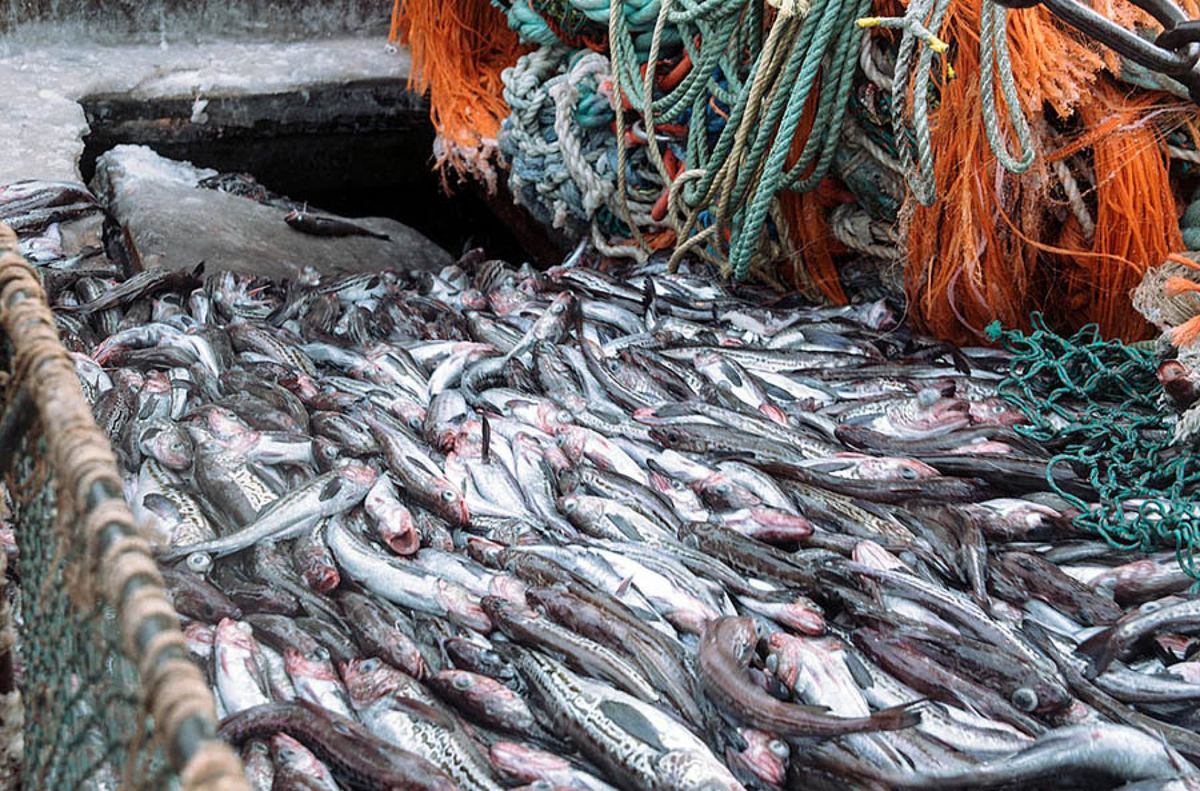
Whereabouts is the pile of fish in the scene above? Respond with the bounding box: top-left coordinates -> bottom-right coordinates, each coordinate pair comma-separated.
7,180 -> 1200,791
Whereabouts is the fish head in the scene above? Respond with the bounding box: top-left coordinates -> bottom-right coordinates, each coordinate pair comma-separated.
460,288 -> 488,311
142,370 -> 171,395
840,454 -> 939,480
283,646 -> 338,680
489,574 -> 529,604
541,443 -> 573,477
182,622 -> 216,658
430,669 -> 509,710
430,479 -> 470,526
712,617 -> 760,664
726,728 -> 789,787
390,399 -> 428,433
341,656 -> 405,709
279,371 -> 321,401
765,632 -> 805,691
312,436 -> 342,473
656,752 -> 747,791
465,537 -> 506,566
697,474 -> 760,510
270,733 -> 325,776
851,540 -> 909,572
738,508 -> 814,543
339,461 -> 379,488
967,398 -> 1027,427
214,617 -> 256,649
489,741 -> 568,781
648,427 -> 707,454
556,494 -> 594,524
295,550 -> 341,593
140,423 -> 195,471
439,581 -> 492,632
201,406 -> 250,441
556,427 -> 588,463
768,597 -> 825,635
1015,675 -> 1072,715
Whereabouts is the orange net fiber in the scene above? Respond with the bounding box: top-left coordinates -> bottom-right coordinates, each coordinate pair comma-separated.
900,0 -> 1188,344
389,0 -> 529,181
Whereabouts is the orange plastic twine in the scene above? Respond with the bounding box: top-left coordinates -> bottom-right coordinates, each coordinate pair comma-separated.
1051,81 -> 1185,341
390,0 -> 529,183
900,0 -> 1188,344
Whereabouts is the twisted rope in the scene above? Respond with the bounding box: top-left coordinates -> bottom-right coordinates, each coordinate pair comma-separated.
0,223 -> 248,791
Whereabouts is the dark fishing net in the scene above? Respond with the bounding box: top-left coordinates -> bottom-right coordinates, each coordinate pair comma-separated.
5,430 -> 174,789
987,313 -> 1200,577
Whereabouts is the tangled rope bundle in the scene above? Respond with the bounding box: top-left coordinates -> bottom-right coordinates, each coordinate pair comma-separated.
394,0 -> 1200,345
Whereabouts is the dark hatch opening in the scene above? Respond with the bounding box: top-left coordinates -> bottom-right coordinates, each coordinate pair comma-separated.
76,79 -> 560,266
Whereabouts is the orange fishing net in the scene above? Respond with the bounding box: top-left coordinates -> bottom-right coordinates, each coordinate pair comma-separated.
390,0 -> 529,183
899,0 -> 1189,344
1051,82 -> 1187,340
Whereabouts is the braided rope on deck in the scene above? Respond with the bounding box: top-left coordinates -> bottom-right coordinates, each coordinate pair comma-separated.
0,222 -> 249,791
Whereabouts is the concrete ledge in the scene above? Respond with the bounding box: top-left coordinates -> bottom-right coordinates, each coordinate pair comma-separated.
0,37 -> 412,184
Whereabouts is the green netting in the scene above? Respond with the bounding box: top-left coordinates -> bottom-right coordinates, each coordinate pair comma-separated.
987,313 -> 1200,577
6,427 -> 176,791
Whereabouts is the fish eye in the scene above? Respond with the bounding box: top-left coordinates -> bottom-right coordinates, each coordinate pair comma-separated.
440,490 -> 457,503
767,740 -> 789,759
186,553 -> 212,574
361,658 -> 380,671
900,467 -> 918,480
561,499 -> 577,514
452,674 -> 473,691
202,602 -> 217,619
1012,687 -> 1038,712
715,483 -> 730,495
551,303 -> 565,315
683,534 -> 700,549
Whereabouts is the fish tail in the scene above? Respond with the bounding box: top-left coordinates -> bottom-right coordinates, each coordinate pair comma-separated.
869,700 -> 924,731
1074,627 -> 1117,678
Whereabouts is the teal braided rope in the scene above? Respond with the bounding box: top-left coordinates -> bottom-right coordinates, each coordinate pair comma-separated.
987,315 -> 1200,578
784,0 -> 870,192
680,0 -> 819,208
719,2 -> 829,215
728,0 -> 846,279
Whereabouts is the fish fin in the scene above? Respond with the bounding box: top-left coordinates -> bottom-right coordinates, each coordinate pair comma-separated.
869,700 -> 924,731
615,575 -> 634,597
598,699 -> 669,752
320,478 -> 344,501
142,492 -> 181,520
842,650 -> 875,690
392,696 -> 457,729
607,514 -> 641,540
1074,627 -> 1118,679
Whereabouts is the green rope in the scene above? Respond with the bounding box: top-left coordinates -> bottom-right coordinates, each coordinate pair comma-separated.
988,314 -> 1200,578
727,0 -> 861,279
980,0 -> 1035,174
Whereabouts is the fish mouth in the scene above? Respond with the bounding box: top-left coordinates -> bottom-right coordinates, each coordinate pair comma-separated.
385,528 -> 420,556
775,604 -> 825,635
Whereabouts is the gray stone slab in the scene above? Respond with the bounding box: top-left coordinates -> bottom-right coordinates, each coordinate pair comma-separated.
0,37 -> 411,184
93,145 -> 451,278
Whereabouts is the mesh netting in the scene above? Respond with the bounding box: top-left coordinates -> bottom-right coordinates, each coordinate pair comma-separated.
0,223 -> 248,791
987,313 -> 1200,577
6,429 -> 172,790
